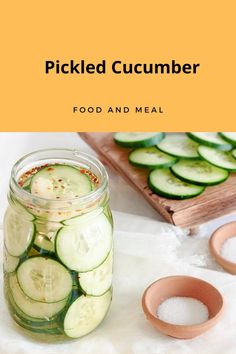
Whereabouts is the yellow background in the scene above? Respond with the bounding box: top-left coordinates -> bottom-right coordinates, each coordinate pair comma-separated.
1,1 -> 235,131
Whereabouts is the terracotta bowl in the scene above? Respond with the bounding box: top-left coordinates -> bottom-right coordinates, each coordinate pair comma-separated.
209,221 -> 236,274
142,275 -> 224,339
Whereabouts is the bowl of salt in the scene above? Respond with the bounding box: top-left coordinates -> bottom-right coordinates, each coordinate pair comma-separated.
142,275 -> 223,339
209,221 -> 236,274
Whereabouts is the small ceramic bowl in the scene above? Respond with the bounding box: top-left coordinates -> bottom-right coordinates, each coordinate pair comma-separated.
209,221 -> 236,274
142,275 -> 223,339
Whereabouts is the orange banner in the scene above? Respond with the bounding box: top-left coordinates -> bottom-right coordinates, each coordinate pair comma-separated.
1,1 -> 235,131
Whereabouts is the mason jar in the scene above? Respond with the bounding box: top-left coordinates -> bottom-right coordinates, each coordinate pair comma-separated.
3,149 -> 113,341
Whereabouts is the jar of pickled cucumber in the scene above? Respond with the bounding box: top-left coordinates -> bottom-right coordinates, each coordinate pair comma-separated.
3,149 -> 113,341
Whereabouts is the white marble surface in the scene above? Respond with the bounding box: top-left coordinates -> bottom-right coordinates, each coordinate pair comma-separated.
0,132 -> 236,354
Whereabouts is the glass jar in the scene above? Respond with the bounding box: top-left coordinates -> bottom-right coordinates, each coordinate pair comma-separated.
3,149 -> 113,342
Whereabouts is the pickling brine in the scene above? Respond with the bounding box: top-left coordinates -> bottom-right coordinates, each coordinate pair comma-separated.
3,149 -> 113,341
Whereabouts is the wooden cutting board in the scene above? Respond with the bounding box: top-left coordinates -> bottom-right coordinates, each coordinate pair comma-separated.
80,133 -> 236,227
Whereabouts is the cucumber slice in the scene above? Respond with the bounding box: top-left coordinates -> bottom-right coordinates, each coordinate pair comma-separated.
3,248 -> 20,273
28,208 -> 78,223
10,200 -> 35,221
232,149 -> 236,160
171,159 -> 229,186
33,221 -> 61,253
148,168 -> 205,199
220,132 -> 236,146
70,285 -> 84,303
13,310 -> 58,329
113,132 -> 164,148
33,235 -> 55,254
4,207 -> 35,257
30,164 -> 92,200
13,315 -> 62,335
157,133 -> 200,159
128,147 -> 176,169
7,286 -> 58,328
10,309 -> 64,335
198,146 -> 236,171
8,274 -> 68,319
17,257 -> 73,303
79,251 -> 113,296
13,312 -> 59,331
62,207 -> 103,226
56,214 -> 112,272
187,133 -> 232,151
64,290 -> 112,338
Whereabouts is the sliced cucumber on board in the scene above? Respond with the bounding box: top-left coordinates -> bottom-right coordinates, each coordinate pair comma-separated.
187,132 -> 232,151
157,133 -> 200,159
113,132 -> 164,148
56,214 -> 112,272
79,251 -> 113,296
4,207 -> 35,257
17,257 -> 73,303
232,149 -> 236,160
64,290 -> 112,338
30,164 -> 92,200
198,146 -> 236,171
148,169 -> 205,199
3,248 -> 20,273
171,159 -> 229,186
128,147 -> 176,169
220,132 -> 236,146
8,274 -> 68,319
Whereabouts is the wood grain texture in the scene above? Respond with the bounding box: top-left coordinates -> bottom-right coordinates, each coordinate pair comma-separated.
79,133 -> 236,227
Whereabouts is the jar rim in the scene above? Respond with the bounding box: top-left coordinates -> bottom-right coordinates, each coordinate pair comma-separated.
10,148 -> 108,205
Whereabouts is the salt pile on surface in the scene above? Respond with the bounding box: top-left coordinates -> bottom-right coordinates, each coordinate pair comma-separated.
221,236 -> 236,263
157,296 -> 209,325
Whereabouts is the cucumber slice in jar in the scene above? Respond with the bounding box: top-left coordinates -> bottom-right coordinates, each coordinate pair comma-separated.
56,214 -> 112,272
148,169 -> 205,199
128,147 -> 176,169
10,200 -> 35,220
33,235 -> 55,254
8,274 -> 68,319
157,133 -> 200,159
232,149 -> 236,160
33,221 -> 61,254
62,207 -> 103,226
171,159 -> 229,185
7,285 -> 59,328
113,132 -> 164,148
64,290 -> 112,338
30,164 -> 92,200
13,309 -> 60,330
187,132 -> 232,151
198,146 -> 236,171
4,207 -> 35,257
3,248 -> 20,273
219,132 -> 236,146
79,251 -> 113,296
14,319 -> 63,335
17,257 -> 73,303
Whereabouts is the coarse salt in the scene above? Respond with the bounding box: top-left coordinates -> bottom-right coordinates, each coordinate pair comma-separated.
221,236 -> 236,263
157,296 -> 209,325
